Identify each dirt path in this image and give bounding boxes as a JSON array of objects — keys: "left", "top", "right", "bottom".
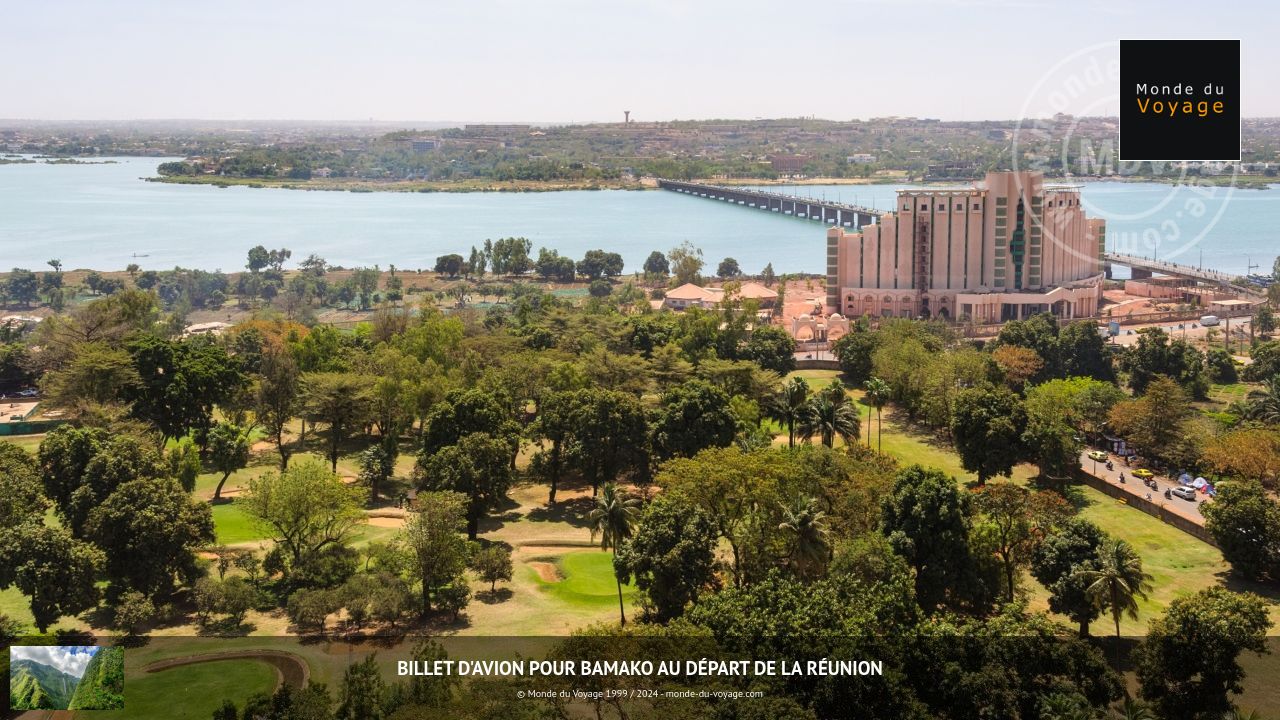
[{"left": 142, "top": 650, "right": 310, "bottom": 691}]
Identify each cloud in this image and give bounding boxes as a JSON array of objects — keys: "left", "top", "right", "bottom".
[{"left": 10, "top": 646, "right": 99, "bottom": 679}]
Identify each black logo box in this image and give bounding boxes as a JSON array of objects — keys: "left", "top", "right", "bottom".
[{"left": 1119, "top": 39, "right": 1240, "bottom": 162}]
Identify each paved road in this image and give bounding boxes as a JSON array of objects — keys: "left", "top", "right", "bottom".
[{"left": 1078, "top": 450, "right": 1209, "bottom": 527}]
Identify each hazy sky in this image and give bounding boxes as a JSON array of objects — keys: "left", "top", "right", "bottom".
[{"left": 3, "top": 0, "right": 1275, "bottom": 122}]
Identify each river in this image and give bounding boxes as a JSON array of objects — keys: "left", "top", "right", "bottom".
[{"left": 1, "top": 157, "right": 1275, "bottom": 277}]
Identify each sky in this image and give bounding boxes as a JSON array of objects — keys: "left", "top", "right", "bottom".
[
  {"left": 10, "top": 646, "right": 98, "bottom": 678},
  {"left": 2, "top": 0, "right": 1276, "bottom": 122}
]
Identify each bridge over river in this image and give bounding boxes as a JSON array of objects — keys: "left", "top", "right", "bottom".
[
  {"left": 657, "top": 179, "right": 882, "bottom": 229},
  {"left": 1104, "top": 252, "right": 1246, "bottom": 286}
]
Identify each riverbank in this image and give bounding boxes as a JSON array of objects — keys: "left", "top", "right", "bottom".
[{"left": 146, "top": 175, "right": 651, "bottom": 193}]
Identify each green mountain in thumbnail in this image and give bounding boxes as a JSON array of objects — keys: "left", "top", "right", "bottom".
[
  {"left": 68, "top": 647, "right": 125, "bottom": 710},
  {"left": 9, "top": 658, "right": 79, "bottom": 710}
]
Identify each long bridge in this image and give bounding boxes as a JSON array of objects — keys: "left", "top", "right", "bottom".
[
  {"left": 1104, "top": 252, "right": 1245, "bottom": 286},
  {"left": 657, "top": 179, "right": 882, "bottom": 229}
]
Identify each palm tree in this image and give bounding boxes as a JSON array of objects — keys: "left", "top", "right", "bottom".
[
  {"left": 767, "top": 376, "right": 812, "bottom": 448},
  {"left": 1244, "top": 375, "right": 1280, "bottom": 424},
  {"left": 799, "top": 395, "right": 860, "bottom": 448},
  {"left": 1081, "top": 538, "right": 1153, "bottom": 666},
  {"left": 864, "top": 377, "right": 891, "bottom": 453},
  {"left": 587, "top": 483, "right": 640, "bottom": 625},
  {"left": 1114, "top": 696, "right": 1155, "bottom": 720},
  {"left": 777, "top": 495, "right": 831, "bottom": 581}
]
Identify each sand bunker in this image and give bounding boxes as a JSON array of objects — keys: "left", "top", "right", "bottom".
[{"left": 527, "top": 561, "right": 562, "bottom": 583}]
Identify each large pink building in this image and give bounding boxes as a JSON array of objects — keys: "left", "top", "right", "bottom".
[{"left": 827, "top": 171, "right": 1105, "bottom": 323}]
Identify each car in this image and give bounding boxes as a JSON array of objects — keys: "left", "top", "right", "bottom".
[
  {"left": 1172, "top": 486, "right": 1198, "bottom": 501},
  {"left": 1087, "top": 450, "right": 1108, "bottom": 462},
  {"left": 1132, "top": 469, "right": 1155, "bottom": 479}
]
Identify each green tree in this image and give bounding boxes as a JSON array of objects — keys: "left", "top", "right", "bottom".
[
  {"left": 0, "top": 524, "right": 104, "bottom": 632},
  {"left": 5, "top": 268, "right": 39, "bottom": 307},
  {"left": 418, "top": 432, "right": 513, "bottom": 540},
  {"left": 717, "top": 257, "right": 742, "bottom": 278},
  {"left": 642, "top": 250, "right": 669, "bottom": 279},
  {"left": 38, "top": 428, "right": 167, "bottom": 537},
  {"left": 1058, "top": 319, "right": 1115, "bottom": 381},
  {"left": 1106, "top": 375, "right": 1194, "bottom": 467},
  {"left": 1136, "top": 587, "right": 1272, "bottom": 720},
  {"left": 777, "top": 495, "right": 831, "bottom": 581},
  {"left": 470, "top": 545, "right": 514, "bottom": 592},
  {"left": 881, "top": 465, "right": 979, "bottom": 613},
  {"left": 742, "top": 324, "right": 796, "bottom": 373},
  {"left": 863, "top": 376, "right": 891, "bottom": 452},
  {"left": 1081, "top": 538, "right": 1153, "bottom": 661},
  {"left": 40, "top": 343, "right": 140, "bottom": 408},
  {"left": 652, "top": 379, "right": 737, "bottom": 460},
  {"left": 358, "top": 443, "right": 395, "bottom": 507},
  {"left": 1031, "top": 518, "right": 1107, "bottom": 637},
  {"left": 667, "top": 241, "right": 705, "bottom": 286},
  {"left": 86, "top": 477, "right": 214, "bottom": 599},
  {"left": 434, "top": 254, "right": 465, "bottom": 278},
  {"left": 1201, "top": 480, "right": 1280, "bottom": 582},
  {"left": 255, "top": 340, "right": 300, "bottom": 469},
  {"left": 766, "top": 376, "right": 812, "bottom": 448},
  {"left": 974, "top": 483, "right": 1068, "bottom": 602},
  {"left": 420, "top": 388, "right": 517, "bottom": 458},
  {"left": 337, "top": 653, "right": 386, "bottom": 720},
  {"left": 300, "top": 372, "right": 373, "bottom": 471},
  {"left": 1243, "top": 375, "right": 1280, "bottom": 425},
  {"left": 577, "top": 249, "right": 624, "bottom": 280},
  {"left": 950, "top": 384, "right": 1026, "bottom": 484},
  {"left": 799, "top": 391, "right": 860, "bottom": 448},
  {"left": 0, "top": 442, "right": 48, "bottom": 528},
  {"left": 832, "top": 328, "right": 878, "bottom": 384},
  {"left": 614, "top": 495, "right": 717, "bottom": 622},
  {"left": 125, "top": 335, "right": 247, "bottom": 446},
  {"left": 587, "top": 482, "right": 640, "bottom": 625},
  {"left": 243, "top": 459, "right": 367, "bottom": 574},
  {"left": 1120, "top": 327, "right": 1208, "bottom": 398},
  {"left": 206, "top": 422, "right": 251, "bottom": 501},
  {"left": 530, "top": 390, "right": 577, "bottom": 504},
  {"left": 403, "top": 491, "right": 470, "bottom": 614}
]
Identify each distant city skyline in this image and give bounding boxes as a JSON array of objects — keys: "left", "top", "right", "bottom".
[{"left": 4, "top": 0, "right": 1276, "bottom": 122}]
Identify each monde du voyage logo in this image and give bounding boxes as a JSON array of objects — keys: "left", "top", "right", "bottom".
[{"left": 1119, "top": 39, "right": 1240, "bottom": 161}]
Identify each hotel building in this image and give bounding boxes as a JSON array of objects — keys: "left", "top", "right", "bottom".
[{"left": 826, "top": 171, "right": 1105, "bottom": 323}]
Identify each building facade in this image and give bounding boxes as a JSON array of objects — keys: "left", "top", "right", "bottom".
[{"left": 826, "top": 171, "right": 1105, "bottom": 323}]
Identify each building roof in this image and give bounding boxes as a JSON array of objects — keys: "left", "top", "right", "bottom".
[
  {"left": 735, "top": 281, "right": 778, "bottom": 300},
  {"left": 665, "top": 283, "right": 720, "bottom": 301}
]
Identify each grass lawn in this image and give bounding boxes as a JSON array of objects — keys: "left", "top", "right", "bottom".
[
  {"left": 95, "top": 659, "right": 278, "bottom": 720},
  {"left": 2, "top": 433, "right": 45, "bottom": 453},
  {"left": 528, "top": 551, "right": 637, "bottom": 608},
  {"left": 781, "top": 370, "right": 1280, "bottom": 635},
  {"left": 211, "top": 501, "right": 273, "bottom": 546}
]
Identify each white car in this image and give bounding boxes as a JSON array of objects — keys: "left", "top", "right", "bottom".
[{"left": 1172, "top": 486, "right": 1198, "bottom": 501}]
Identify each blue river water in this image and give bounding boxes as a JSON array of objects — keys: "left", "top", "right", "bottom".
[{"left": 0, "top": 157, "right": 1275, "bottom": 276}]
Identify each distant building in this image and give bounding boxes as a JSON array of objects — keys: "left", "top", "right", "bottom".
[
  {"left": 409, "top": 137, "right": 440, "bottom": 151},
  {"left": 768, "top": 154, "right": 809, "bottom": 174},
  {"left": 662, "top": 281, "right": 778, "bottom": 311},
  {"left": 826, "top": 171, "right": 1105, "bottom": 323},
  {"left": 846, "top": 153, "right": 877, "bottom": 164}
]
